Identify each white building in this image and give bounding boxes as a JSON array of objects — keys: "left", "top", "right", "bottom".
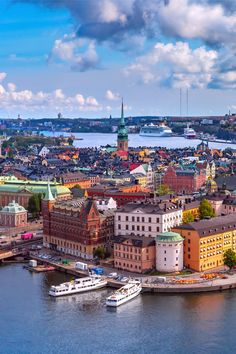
[
  {"left": 39, "top": 146, "right": 50, "bottom": 158},
  {"left": 115, "top": 201, "right": 182, "bottom": 238},
  {"left": 96, "top": 197, "right": 117, "bottom": 211},
  {"left": 156, "top": 232, "right": 184, "bottom": 272},
  {"left": 130, "top": 163, "right": 154, "bottom": 189}
]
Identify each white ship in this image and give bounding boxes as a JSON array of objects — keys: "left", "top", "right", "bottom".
[
  {"left": 139, "top": 122, "right": 172, "bottom": 137},
  {"left": 49, "top": 275, "right": 107, "bottom": 297},
  {"left": 106, "top": 280, "right": 142, "bottom": 307},
  {"left": 184, "top": 124, "right": 197, "bottom": 139}
]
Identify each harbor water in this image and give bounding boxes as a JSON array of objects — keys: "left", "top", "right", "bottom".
[
  {"left": 41, "top": 131, "right": 236, "bottom": 150},
  {"left": 1, "top": 264, "right": 236, "bottom": 354}
]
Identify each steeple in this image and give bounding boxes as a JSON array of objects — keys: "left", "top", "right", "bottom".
[
  {"left": 44, "top": 181, "right": 55, "bottom": 201},
  {"left": 117, "top": 98, "right": 128, "bottom": 151}
]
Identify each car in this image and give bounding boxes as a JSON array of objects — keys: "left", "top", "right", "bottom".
[
  {"left": 120, "top": 277, "right": 128, "bottom": 282},
  {"left": 107, "top": 272, "right": 118, "bottom": 278}
]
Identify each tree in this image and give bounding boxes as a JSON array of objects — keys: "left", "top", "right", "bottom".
[
  {"left": 68, "top": 137, "right": 74, "bottom": 146},
  {"left": 28, "top": 193, "right": 41, "bottom": 217},
  {"left": 93, "top": 246, "right": 106, "bottom": 260},
  {"left": 199, "top": 199, "right": 215, "bottom": 219},
  {"left": 156, "top": 184, "right": 173, "bottom": 196},
  {"left": 223, "top": 249, "right": 236, "bottom": 269},
  {"left": 182, "top": 213, "right": 195, "bottom": 224}
]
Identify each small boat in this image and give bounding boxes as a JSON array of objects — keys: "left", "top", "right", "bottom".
[
  {"left": 106, "top": 280, "right": 142, "bottom": 307},
  {"left": 49, "top": 275, "right": 107, "bottom": 297}
]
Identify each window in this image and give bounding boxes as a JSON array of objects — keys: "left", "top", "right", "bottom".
[
  {"left": 137, "top": 225, "right": 140, "bottom": 231},
  {"left": 142, "top": 226, "right": 145, "bottom": 231},
  {"left": 156, "top": 227, "right": 159, "bottom": 232},
  {"left": 156, "top": 218, "right": 159, "bottom": 223},
  {"left": 126, "top": 225, "right": 129, "bottom": 230},
  {"left": 126, "top": 216, "right": 129, "bottom": 221},
  {"left": 132, "top": 225, "right": 135, "bottom": 231},
  {"left": 118, "top": 215, "right": 121, "bottom": 221},
  {"left": 148, "top": 217, "right": 151, "bottom": 223},
  {"left": 118, "top": 224, "right": 121, "bottom": 230},
  {"left": 137, "top": 217, "right": 140, "bottom": 222},
  {"left": 164, "top": 257, "right": 166, "bottom": 261},
  {"left": 132, "top": 216, "right": 135, "bottom": 222},
  {"left": 148, "top": 226, "right": 151, "bottom": 232},
  {"left": 142, "top": 217, "right": 145, "bottom": 222},
  {"left": 164, "top": 250, "right": 166, "bottom": 254},
  {"left": 188, "top": 239, "right": 191, "bottom": 244}
]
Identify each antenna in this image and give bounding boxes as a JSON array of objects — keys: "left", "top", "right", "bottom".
[
  {"left": 179, "top": 88, "right": 182, "bottom": 117},
  {"left": 186, "top": 88, "right": 189, "bottom": 116}
]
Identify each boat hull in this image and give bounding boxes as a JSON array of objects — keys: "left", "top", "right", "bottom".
[
  {"left": 139, "top": 133, "right": 172, "bottom": 137},
  {"left": 49, "top": 280, "right": 107, "bottom": 297},
  {"left": 106, "top": 288, "right": 142, "bottom": 307}
]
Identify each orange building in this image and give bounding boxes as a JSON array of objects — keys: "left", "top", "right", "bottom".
[
  {"left": 173, "top": 214, "right": 236, "bottom": 272},
  {"left": 61, "top": 172, "right": 91, "bottom": 189},
  {"left": 113, "top": 236, "right": 156, "bottom": 273}
]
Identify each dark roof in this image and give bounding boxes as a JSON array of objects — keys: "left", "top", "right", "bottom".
[
  {"left": 118, "top": 201, "right": 181, "bottom": 214},
  {"left": 175, "top": 214, "right": 236, "bottom": 237},
  {"left": 114, "top": 236, "right": 155, "bottom": 248}
]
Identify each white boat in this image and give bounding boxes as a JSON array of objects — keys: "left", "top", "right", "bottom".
[
  {"left": 139, "top": 122, "right": 172, "bottom": 137},
  {"left": 49, "top": 275, "right": 107, "bottom": 297},
  {"left": 106, "top": 280, "right": 142, "bottom": 307},
  {"left": 184, "top": 124, "right": 197, "bottom": 139}
]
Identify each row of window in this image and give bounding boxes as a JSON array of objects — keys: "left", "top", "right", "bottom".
[
  {"left": 114, "top": 245, "right": 142, "bottom": 253},
  {"left": 117, "top": 224, "right": 159, "bottom": 232},
  {"left": 114, "top": 261, "right": 141, "bottom": 270},
  {"left": 117, "top": 214, "right": 182, "bottom": 223},
  {"left": 114, "top": 252, "right": 142, "bottom": 261}
]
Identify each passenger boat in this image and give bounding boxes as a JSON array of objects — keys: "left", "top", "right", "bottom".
[
  {"left": 49, "top": 275, "right": 107, "bottom": 297},
  {"left": 106, "top": 280, "right": 142, "bottom": 307},
  {"left": 139, "top": 122, "right": 172, "bottom": 137},
  {"left": 184, "top": 124, "right": 197, "bottom": 139}
]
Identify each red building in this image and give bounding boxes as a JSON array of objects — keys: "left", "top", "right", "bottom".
[
  {"left": 163, "top": 166, "right": 206, "bottom": 194},
  {"left": 42, "top": 183, "right": 114, "bottom": 260}
]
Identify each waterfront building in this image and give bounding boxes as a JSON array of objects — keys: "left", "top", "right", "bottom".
[
  {"left": 115, "top": 201, "right": 182, "bottom": 238},
  {"left": 42, "top": 185, "right": 114, "bottom": 260},
  {"left": 173, "top": 214, "right": 236, "bottom": 272},
  {"left": 163, "top": 165, "right": 206, "bottom": 194},
  {"left": 0, "top": 176, "right": 71, "bottom": 208},
  {"left": 0, "top": 200, "right": 27, "bottom": 227},
  {"left": 117, "top": 100, "right": 128, "bottom": 151},
  {"left": 113, "top": 236, "right": 156, "bottom": 273},
  {"left": 156, "top": 232, "right": 184, "bottom": 273}
]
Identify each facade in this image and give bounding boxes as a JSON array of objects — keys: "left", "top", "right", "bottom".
[
  {"left": 113, "top": 236, "right": 156, "bottom": 273},
  {"left": 156, "top": 232, "right": 184, "bottom": 272},
  {"left": 163, "top": 166, "right": 206, "bottom": 194},
  {"left": 0, "top": 176, "right": 71, "bottom": 208},
  {"left": 96, "top": 197, "right": 117, "bottom": 211},
  {"left": 61, "top": 172, "right": 91, "bottom": 189},
  {"left": 173, "top": 214, "right": 236, "bottom": 272},
  {"left": 115, "top": 201, "right": 182, "bottom": 238},
  {"left": 42, "top": 184, "right": 114, "bottom": 260},
  {"left": 117, "top": 100, "right": 128, "bottom": 151},
  {"left": 0, "top": 200, "right": 27, "bottom": 227}
]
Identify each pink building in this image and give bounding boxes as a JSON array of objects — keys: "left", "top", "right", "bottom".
[
  {"left": 0, "top": 200, "right": 27, "bottom": 227},
  {"left": 113, "top": 236, "right": 156, "bottom": 273}
]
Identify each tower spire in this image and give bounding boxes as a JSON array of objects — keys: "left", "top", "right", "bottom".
[
  {"left": 121, "top": 97, "right": 125, "bottom": 125},
  {"left": 44, "top": 180, "right": 55, "bottom": 201}
]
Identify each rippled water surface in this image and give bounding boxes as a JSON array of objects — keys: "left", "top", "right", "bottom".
[{"left": 1, "top": 264, "right": 236, "bottom": 354}]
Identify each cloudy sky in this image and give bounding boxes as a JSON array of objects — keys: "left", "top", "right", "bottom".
[{"left": 1, "top": 0, "right": 236, "bottom": 118}]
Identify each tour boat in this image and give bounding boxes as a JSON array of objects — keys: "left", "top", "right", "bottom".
[
  {"left": 184, "top": 124, "right": 197, "bottom": 139},
  {"left": 106, "top": 280, "right": 142, "bottom": 307},
  {"left": 49, "top": 275, "right": 107, "bottom": 297},
  {"left": 139, "top": 122, "right": 172, "bottom": 137}
]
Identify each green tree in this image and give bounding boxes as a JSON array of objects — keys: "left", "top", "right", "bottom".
[
  {"left": 156, "top": 184, "right": 173, "bottom": 196},
  {"left": 199, "top": 199, "right": 215, "bottom": 219},
  {"left": 28, "top": 193, "right": 41, "bottom": 217},
  {"left": 68, "top": 137, "right": 74, "bottom": 146},
  {"left": 182, "top": 213, "right": 195, "bottom": 224},
  {"left": 93, "top": 246, "right": 106, "bottom": 260},
  {"left": 223, "top": 249, "right": 236, "bottom": 269}
]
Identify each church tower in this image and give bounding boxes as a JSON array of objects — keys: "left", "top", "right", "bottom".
[
  {"left": 42, "top": 181, "right": 55, "bottom": 244},
  {"left": 117, "top": 99, "right": 128, "bottom": 151}
]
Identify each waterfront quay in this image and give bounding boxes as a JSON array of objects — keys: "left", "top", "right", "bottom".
[{"left": 29, "top": 251, "right": 236, "bottom": 294}]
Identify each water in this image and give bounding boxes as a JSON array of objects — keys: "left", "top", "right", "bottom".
[
  {"left": 1, "top": 264, "right": 236, "bottom": 354},
  {"left": 41, "top": 131, "right": 236, "bottom": 150}
]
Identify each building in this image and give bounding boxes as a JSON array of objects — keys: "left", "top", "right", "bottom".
[
  {"left": 115, "top": 201, "right": 182, "bottom": 238},
  {"left": 96, "top": 197, "right": 117, "bottom": 211},
  {"left": 113, "top": 236, "right": 156, "bottom": 273},
  {"left": 60, "top": 171, "right": 91, "bottom": 189},
  {"left": 156, "top": 232, "right": 184, "bottom": 273},
  {"left": 173, "top": 214, "right": 236, "bottom": 272},
  {"left": 0, "top": 176, "right": 71, "bottom": 208},
  {"left": 163, "top": 165, "right": 206, "bottom": 194},
  {"left": 42, "top": 184, "right": 114, "bottom": 260},
  {"left": 0, "top": 200, "right": 27, "bottom": 227},
  {"left": 117, "top": 100, "right": 128, "bottom": 151}
]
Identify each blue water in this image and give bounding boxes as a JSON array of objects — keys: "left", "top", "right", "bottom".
[
  {"left": 1, "top": 264, "right": 236, "bottom": 354},
  {"left": 41, "top": 131, "right": 236, "bottom": 150}
]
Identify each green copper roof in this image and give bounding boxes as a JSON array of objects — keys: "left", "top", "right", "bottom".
[
  {"left": 117, "top": 99, "right": 128, "bottom": 140},
  {"left": 44, "top": 181, "right": 55, "bottom": 201},
  {"left": 1, "top": 200, "right": 26, "bottom": 213},
  {"left": 156, "top": 232, "right": 184, "bottom": 243}
]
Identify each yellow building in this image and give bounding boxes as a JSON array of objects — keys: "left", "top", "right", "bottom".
[
  {"left": 182, "top": 200, "right": 200, "bottom": 223},
  {"left": 173, "top": 214, "right": 236, "bottom": 272}
]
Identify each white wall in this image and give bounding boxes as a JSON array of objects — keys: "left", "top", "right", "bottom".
[{"left": 156, "top": 241, "right": 183, "bottom": 272}]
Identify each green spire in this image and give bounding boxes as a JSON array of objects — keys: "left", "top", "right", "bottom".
[
  {"left": 117, "top": 98, "right": 128, "bottom": 141},
  {"left": 44, "top": 181, "right": 55, "bottom": 201}
]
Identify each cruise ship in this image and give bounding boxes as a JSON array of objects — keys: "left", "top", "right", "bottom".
[
  {"left": 139, "top": 122, "right": 172, "bottom": 137},
  {"left": 106, "top": 280, "right": 142, "bottom": 307},
  {"left": 184, "top": 124, "right": 197, "bottom": 139},
  {"left": 49, "top": 275, "right": 107, "bottom": 297}
]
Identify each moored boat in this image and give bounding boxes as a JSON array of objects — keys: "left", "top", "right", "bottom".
[
  {"left": 106, "top": 280, "right": 142, "bottom": 307},
  {"left": 49, "top": 275, "right": 107, "bottom": 297},
  {"left": 139, "top": 122, "right": 172, "bottom": 137}
]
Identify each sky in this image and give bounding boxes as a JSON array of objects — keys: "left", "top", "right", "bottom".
[{"left": 1, "top": 0, "right": 236, "bottom": 118}]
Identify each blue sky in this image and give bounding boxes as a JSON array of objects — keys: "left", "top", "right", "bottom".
[{"left": 0, "top": 0, "right": 236, "bottom": 118}]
